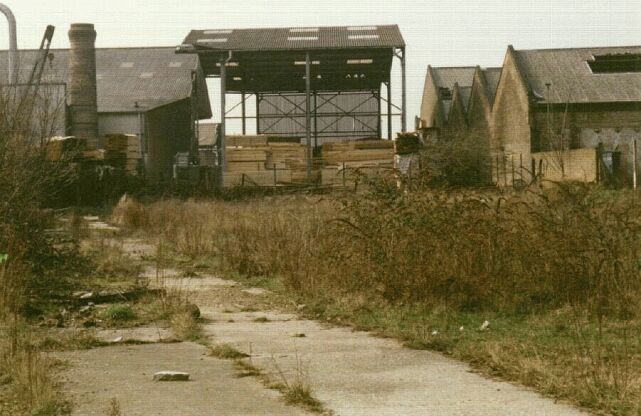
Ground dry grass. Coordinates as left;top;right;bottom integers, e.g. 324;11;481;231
0;322;69;415
209;343;249;359
114;183;641;415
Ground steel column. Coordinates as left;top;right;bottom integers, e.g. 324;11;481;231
255;92;261;134
241;92;246;135
305;51;312;177
376;87;382;139
400;48;407;132
313;91;318;148
220;53;231;169
386;81;392;140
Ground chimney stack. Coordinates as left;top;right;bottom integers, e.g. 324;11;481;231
68;23;98;148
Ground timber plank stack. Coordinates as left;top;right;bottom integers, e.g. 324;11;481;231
223;135;309;186
321;139;394;186
104;134;141;175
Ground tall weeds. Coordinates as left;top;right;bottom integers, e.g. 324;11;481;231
115;183;641;413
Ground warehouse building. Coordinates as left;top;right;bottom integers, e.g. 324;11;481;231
0;45;211;182
420;45;641;186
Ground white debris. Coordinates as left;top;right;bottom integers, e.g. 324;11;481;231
479;320;490;331
459;326;465;332
153;371;190;381
431;330;439;336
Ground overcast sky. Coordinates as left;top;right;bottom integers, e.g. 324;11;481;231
2;0;640;132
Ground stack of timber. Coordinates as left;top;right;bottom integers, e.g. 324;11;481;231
222;136;312;186
45;136;86;162
104;134;141;175
321;139;394;186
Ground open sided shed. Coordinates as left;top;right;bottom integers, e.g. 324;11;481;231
177;25;406;169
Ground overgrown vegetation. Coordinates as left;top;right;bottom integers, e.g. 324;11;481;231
115;179;641;415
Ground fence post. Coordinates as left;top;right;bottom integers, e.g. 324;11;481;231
633;138;637;190
511;155;515;188
519;154;523;183
495;155;500;186
273;163;277;186
342;162;346;187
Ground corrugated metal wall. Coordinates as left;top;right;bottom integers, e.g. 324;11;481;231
258;92;379;144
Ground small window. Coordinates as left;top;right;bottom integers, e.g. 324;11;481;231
233;76;242;81
288;36;319;41
140;72;154;78
204;30;233;35
347;59;373;64
289;28;319;33
197;38;228;43
439;87;452;100
120;62;134;68
215;62;239;67
348;34;379;40
347;26;378;31
294;60;320;65
588;53;641;73
168;62;183;68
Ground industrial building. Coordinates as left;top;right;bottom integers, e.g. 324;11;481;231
0;27;211;182
177;25;407;173
420;45;641;187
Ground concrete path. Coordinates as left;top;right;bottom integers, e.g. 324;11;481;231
58;342;309;416
199;288;588;416
60;224;588;415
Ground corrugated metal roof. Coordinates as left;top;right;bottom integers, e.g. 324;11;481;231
482;67;501;104
0;47;211;117
431;67;476;90
181;25;405;52
514;46;641;104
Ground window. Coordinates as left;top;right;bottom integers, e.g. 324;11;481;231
288;36;319;41
348;34;379;40
588;54;641;73
168;62;183;68
215;62;239;67
233;76;242;81
197;38;228;43
347;59;373;64
204;30;232;35
347;26;378;31
294;60;320;65
120;62;134;68
139;72;154;78
439;87;452;100
289;28;319;33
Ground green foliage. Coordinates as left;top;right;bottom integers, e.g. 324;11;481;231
395;132;421;155
101;304;136;321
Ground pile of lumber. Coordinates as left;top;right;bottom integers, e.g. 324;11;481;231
45;136;86;161
321;140;394;187
104;134;141;175
225;147;268;172
322;140;394;167
225;135;268;147
223;137;311;185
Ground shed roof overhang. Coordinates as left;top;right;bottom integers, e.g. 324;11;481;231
177;25;404;93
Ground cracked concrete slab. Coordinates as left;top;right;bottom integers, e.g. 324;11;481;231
57;342;310;416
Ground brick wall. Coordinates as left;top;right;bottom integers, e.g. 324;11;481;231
531;148;598;183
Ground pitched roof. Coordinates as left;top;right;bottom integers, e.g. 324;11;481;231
513;45;641;104
482;67;501;104
431;66;476;90
0;47;211;117
459;86;472;111
181;25;405;52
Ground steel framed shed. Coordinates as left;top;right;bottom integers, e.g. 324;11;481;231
177;25;406;170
